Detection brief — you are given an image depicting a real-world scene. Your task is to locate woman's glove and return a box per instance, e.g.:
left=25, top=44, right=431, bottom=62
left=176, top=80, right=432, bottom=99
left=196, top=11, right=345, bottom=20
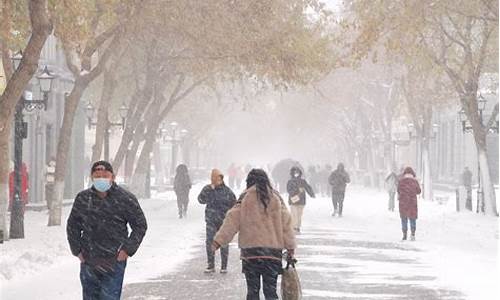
left=211, top=240, right=221, bottom=252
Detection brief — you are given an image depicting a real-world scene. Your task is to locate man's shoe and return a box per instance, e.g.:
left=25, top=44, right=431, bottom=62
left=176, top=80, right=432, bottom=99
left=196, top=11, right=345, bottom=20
left=220, top=268, right=228, bottom=274
left=204, top=267, right=215, bottom=273
left=402, top=232, right=407, bottom=241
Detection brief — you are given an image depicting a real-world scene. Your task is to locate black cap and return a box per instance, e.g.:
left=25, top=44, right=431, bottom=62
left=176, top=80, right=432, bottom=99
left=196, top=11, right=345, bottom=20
left=91, top=160, right=114, bottom=174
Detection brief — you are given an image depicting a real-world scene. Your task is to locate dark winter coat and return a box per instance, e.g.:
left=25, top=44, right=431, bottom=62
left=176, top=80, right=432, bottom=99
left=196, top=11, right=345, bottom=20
left=287, top=167, right=315, bottom=206
left=66, top=183, right=148, bottom=266
left=174, top=172, right=192, bottom=196
left=329, top=165, right=350, bottom=193
left=198, top=183, right=237, bottom=224
left=398, top=170, right=421, bottom=219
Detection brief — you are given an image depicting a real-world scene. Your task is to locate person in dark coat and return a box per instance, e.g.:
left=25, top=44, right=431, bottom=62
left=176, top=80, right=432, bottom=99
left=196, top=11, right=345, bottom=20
left=286, top=166, right=315, bottom=234
left=398, top=167, right=421, bottom=241
left=66, top=161, right=147, bottom=300
left=198, top=169, right=237, bottom=273
left=385, top=166, right=398, bottom=212
left=461, top=167, right=473, bottom=211
left=9, top=162, right=29, bottom=211
left=174, top=164, right=192, bottom=219
left=328, top=163, right=350, bottom=217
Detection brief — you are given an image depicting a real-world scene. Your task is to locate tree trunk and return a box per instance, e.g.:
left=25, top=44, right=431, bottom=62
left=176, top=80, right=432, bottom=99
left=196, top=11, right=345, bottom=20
left=421, top=137, right=433, bottom=201
left=477, top=142, right=498, bottom=216
left=124, top=122, right=145, bottom=183
left=462, top=95, right=498, bottom=216
left=112, top=79, right=156, bottom=172
left=129, top=131, right=156, bottom=197
left=91, top=70, right=116, bottom=163
left=153, top=141, right=165, bottom=186
left=0, top=0, right=52, bottom=238
left=48, top=80, right=86, bottom=226
left=0, top=129, right=11, bottom=240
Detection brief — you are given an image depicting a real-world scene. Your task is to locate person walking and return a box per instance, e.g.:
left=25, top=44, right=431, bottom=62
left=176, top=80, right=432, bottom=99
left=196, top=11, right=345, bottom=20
left=174, top=164, right=192, bottom=219
left=66, top=161, right=148, bottom=300
left=385, top=167, right=398, bottom=212
left=287, top=166, right=315, bottom=233
left=213, top=169, right=296, bottom=300
left=227, top=163, right=238, bottom=189
left=461, top=167, right=473, bottom=211
left=8, top=162, right=29, bottom=211
left=328, top=163, right=350, bottom=217
left=198, top=169, right=237, bottom=273
left=398, top=167, right=421, bottom=241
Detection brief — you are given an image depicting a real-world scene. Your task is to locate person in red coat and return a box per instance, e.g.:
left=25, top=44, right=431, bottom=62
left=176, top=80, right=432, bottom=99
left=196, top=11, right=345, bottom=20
left=397, top=167, right=421, bottom=241
left=9, top=162, right=29, bottom=211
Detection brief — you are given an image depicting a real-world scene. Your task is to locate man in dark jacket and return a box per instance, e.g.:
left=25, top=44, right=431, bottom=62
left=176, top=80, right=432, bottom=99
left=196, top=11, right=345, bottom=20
left=328, top=163, right=350, bottom=217
left=67, top=161, right=147, bottom=300
left=287, top=166, right=315, bottom=234
left=198, top=169, right=236, bottom=273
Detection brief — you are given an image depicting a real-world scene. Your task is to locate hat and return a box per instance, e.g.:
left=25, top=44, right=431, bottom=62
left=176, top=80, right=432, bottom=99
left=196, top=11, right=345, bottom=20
left=402, top=167, right=415, bottom=177
left=91, top=160, right=114, bottom=174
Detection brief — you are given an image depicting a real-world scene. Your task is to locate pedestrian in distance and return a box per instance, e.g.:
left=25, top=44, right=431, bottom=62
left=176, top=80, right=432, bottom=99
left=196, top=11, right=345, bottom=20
left=287, top=166, right=315, bottom=234
left=398, top=167, right=421, bottom=241
left=198, top=169, right=237, bottom=273
left=174, top=164, right=192, bottom=219
left=328, top=163, right=350, bottom=217
left=385, top=166, right=399, bottom=212
left=66, top=160, right=148, bottom=300
left=461, top=167, right=473, bottom=211
left=213, top=169, right=296, bottom=300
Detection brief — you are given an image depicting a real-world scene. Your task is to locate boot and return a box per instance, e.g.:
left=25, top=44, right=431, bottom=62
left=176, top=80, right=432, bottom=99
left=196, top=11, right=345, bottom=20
left=402, top=231, right=407, bottom=241
left=410, top=230, right=416, bottom=241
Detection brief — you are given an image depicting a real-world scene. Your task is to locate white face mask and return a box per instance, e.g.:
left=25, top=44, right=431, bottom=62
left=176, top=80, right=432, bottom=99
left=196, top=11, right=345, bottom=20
left=93, top=178, right=112, bottom=192
left=294, top=173, right=300, bottom=178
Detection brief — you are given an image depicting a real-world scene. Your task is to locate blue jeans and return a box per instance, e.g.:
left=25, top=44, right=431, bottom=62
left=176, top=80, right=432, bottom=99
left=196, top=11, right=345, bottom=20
left=80, top=260, right=127, bottom=300
left=401, top=217, right=416, bottom=234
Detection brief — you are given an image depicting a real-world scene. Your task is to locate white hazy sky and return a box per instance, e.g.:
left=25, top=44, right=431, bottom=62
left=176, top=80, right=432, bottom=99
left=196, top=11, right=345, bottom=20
left=322, top=0, right=343, bottom=11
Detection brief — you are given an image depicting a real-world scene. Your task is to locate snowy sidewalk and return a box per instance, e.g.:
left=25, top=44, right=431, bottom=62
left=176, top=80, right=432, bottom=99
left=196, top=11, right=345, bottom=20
left=1, top=185, right=498, bottom=299
left=121, top=227, right=464, bottom=300
left=123, top=186, right=498, bottom=300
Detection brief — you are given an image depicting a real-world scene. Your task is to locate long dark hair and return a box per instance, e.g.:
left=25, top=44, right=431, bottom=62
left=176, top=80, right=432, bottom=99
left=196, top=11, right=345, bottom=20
left=175, top=164, right=189, bottom=182
left=246, top=168, right=272, bottom=210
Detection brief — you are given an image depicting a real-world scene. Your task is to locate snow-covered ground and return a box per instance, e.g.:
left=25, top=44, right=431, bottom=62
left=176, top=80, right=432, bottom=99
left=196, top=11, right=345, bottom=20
left=0, top=184, right=498, bottom=299
left=0, top=184, right=208, bottom=300
left=302, top=186, right=500, bottom=300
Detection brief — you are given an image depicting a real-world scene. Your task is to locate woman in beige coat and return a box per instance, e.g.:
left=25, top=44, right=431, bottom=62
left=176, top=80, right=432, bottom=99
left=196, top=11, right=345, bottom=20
left=212, top=169, right=296, bottom=300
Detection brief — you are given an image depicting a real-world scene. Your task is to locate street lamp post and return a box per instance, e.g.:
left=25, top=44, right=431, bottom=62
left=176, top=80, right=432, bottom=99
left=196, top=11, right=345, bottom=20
left=86, top=102, right=128, bottom=161
left=406, top=122, right=438, bottom=174
left=458, top=94, right=499, bottom=213
left=169, top=121, right=178, bottom=176
left=9, top=53, right=55, bottom=239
